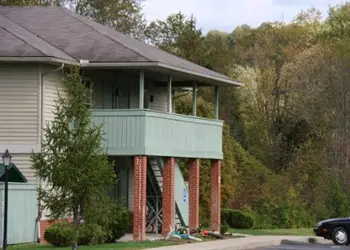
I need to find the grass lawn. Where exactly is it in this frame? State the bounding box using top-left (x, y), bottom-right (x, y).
top-left (8, 240), bottom-right (181, 250)
top-left (229, 228), bottom-right (314, 236)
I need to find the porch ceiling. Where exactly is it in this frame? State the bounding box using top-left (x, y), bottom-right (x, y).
top-left (82, 65), bottom-right (243, 87)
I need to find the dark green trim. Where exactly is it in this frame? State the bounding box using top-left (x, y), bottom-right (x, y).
top-left (0, 163), bottom-right (27, 183)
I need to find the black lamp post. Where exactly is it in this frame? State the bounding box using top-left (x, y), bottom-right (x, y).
top-left (2, 149), bottom-right (12, 250)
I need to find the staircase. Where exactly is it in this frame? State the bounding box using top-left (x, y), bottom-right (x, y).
top-left (148, 157), bottom-right (188, 228)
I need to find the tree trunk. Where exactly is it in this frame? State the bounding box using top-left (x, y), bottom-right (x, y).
top-left (72, 206), bottom-right (79, 250)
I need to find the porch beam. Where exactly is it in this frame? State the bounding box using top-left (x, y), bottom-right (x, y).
top-left (214, 86), bottom-right (220, 120)
top-left (167, 76), bottom-right (172, 113)
top-left (192, 82), bottom-right (197, 116)
top-left (139, 70), bottom-right (144, 109)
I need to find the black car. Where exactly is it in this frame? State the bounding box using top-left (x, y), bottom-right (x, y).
top-left (314, 217), bottom-right (350, 245)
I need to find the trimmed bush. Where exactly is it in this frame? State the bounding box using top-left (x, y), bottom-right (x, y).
top-left (220, 223), bottom-right (230, 235)
top-left (221, 209), bottom-right (231, 227)
top-left (105, 202), bottom-right (131, 243)
top-left (221, 209), bottom-right (255, 229)
top-left (44, 222), bottom-right (74, 247)
top-left (78, 223), bottom-right (106, 245)
top-left (44, 222), bottom-right (107, 247)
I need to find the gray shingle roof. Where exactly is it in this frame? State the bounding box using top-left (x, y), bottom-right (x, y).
top-left (0, 6), bottom-right (241, 86)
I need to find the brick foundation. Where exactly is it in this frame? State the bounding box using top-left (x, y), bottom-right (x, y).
top-left (162, 157), bottom-right (175, 237)
top-left (188, 158), bottom-right (200, 229)
top-left (210, 160), bottom-right (221, 232)
top-left (133, 156), bottom-right (147, 241)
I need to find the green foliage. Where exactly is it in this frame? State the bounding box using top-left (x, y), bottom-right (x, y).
top-left (327, 180), bottom-right (350, 218)
top-left (44, 222), bottom-right (74, 247)
top-left (220, 223), bottom-right (229, 235)
top-left (77, 224), bottom-right (106, 245)
top-left (221, 209), bottom-right (255, 229)
top-left (105, 201), bottom-right (132, 242)
top-left (153, 1), bottom-right (350, 231)
top-left (31, 67), bottom-right (116, 248)
top-left (75, 0), bottom-right (146, 40)
top-left (145, 12), bottom-right (203, 63)
top-left (44, 222), bottom-right (106, 247)
top-left (44, 199), bottom-right (131, 247)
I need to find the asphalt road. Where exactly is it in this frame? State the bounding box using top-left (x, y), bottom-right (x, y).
top-left (255, 243), bottom-right (349, 250)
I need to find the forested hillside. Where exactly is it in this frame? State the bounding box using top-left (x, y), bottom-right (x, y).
top-left (5, 0), bottom-right (350, 228)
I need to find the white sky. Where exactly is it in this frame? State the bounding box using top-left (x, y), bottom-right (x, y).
top-left (143, 0), bottom-right (348, 33)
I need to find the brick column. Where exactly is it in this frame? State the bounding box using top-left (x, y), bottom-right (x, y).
top-left (188, 159), bottom-right (200, 229)
top-left (162, 157), bottom-right (175, 237)
top-left (133, 156), bottom-right (147, 241)
top-left (210, 159), bottom-right (221, 232)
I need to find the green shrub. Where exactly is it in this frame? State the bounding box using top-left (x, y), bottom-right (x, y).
top-left (44, 222), bottom-right (74, 247)
top-left (78, 223), bottom-right (106, 245)
top-left (220, 223), bottom-right (229, 235)
top-left (105, 201), bottom-right (131, 243)
top-left (221, 209), bottom-right (255, 229)
top-left (221, 209), bottom-right (231, 226)
top-left (44, 222), bottom-right (107, 247)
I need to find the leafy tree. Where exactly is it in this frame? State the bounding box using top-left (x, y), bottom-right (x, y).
top-left (31, 67), bottom-right (115, 250)
top-left (74, 0), bottom-right (146, 40)
top-left (145, 12), bottom-right (203, 63)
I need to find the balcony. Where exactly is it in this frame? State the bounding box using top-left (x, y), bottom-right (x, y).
top-left (91, 109), bottom-right (223, 159)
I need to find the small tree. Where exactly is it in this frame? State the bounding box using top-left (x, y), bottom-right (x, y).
top-left (31, 66), bottom-right (115, 250)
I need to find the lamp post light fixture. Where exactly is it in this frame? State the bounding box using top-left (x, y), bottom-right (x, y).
top-left (1, 149), bottom-right (12, 250)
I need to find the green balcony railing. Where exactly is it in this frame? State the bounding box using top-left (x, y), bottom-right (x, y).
top-left (91, 109), bottom-right (223, 159)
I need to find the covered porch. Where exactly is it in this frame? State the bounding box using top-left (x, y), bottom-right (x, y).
top-left (82, 61), bottom-right (241, 241)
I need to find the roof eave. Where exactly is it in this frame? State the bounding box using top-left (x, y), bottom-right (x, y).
top-left (0, 56), bottom-right (79, 65)
top-left (0, 57), bottom-right (244, 87)
top-left (80, 61), bottom-right (244, 87)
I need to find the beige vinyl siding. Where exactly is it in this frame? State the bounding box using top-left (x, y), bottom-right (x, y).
top-left (42, 69), bottom-right (66, 125)
top-left (147, 83), bottom-right (167, 112)
top-left (129, 79), bottom-right (168, 112)
top-left (0, 64), bottom-right (39, 144)
top-left (41, 67), bottom-right (66, 219)
top-left (12, 153), bottom-right (36, 183)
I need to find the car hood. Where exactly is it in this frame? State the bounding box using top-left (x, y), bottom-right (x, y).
top-left (317, 218), bottom-right (350, 226)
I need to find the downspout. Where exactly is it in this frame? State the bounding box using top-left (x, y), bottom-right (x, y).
top-left (36, 63), bottom-right (65, 243)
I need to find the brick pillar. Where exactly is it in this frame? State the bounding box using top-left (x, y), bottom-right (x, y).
top-left (133, 156), bottom-right (147, 241)
top-left (210, 159), bottom-right (221, 232)
top-left (162, 157), bottom-right (175, 237)
top-left (188, 158), bottom-right (200, 229)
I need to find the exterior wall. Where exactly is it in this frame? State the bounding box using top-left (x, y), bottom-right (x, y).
top-left (42, 68), bottom-right (66, 125)
top-left (86, 70), bottom-right (168, 112)
top-left (146, 83), bottom-right (167, 111)
top-left (0, 64), bottom-right (40, 147)
top-left (40, 66), bottom-right (66, 221)
top-left (0, 63), bottom-right (41, 183)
